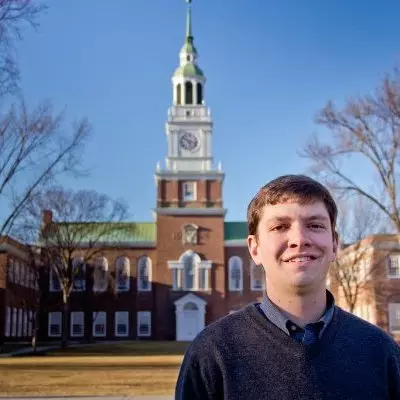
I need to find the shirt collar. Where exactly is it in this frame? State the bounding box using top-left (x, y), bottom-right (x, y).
top-left (259, 290), bottom-right (335, 338)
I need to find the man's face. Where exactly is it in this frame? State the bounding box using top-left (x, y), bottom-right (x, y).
top-left (247, 200), bottom-right (337, 295)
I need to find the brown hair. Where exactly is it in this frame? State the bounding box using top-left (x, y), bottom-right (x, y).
top-left (247, 175), bottom-right (338, 237)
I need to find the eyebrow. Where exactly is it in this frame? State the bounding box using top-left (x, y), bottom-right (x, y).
top-left (265, 215), bottom-right (330, 224)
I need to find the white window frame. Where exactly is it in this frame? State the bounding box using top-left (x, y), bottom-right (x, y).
top-left (4, 307), bottom-right (11, 337)
top-left (49, 266), bottom-right (61, 292)
top-left (250, 262), bottom-right (265, 291)
top-left (228, 256), bottom-right (243, 291)
top-left (92, 311), bottom-right (106, 338)
top-left (182, 181), bottom-right (196, 201)
top-left (93, 257), bottom-right (108, 293)
top-left (48, 311), bottom-right (62, 337)
top-left (137, 256), bottom-right (152, 292)
top-left (23, 310), bottom-right (28, 337)
top-left (11, 308), bottom-right (17, 337)
top-left (28, 310), bottom-right (33, 337)
top-left (386, 255), bottom-right (400, 279)
top-left (116, 256), bottom-right (130, 292)
top-left (70, 311), bottom-right (84, 338)
top-left (115, 311), bottom-right (129, 337)
top-left (137, 311), bottom-right (151, 337)
top-left (17, 309), bottom-right (22, 337)
top-left (388, 303), bottom-right (400, 333)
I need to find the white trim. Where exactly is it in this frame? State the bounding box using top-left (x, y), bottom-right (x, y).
top-left (48, 311), bottom-right (61, 337)
top-left (115, 311), bottom-right (129, 337)
top-left (71, 241), bottom-right (155, 249)
top-left (93, 311), bottom-right (106, 338)
top-left (386, 255), bottom-right (400, 279)
top-left (137, 311), bottom-right (151, 337)
top-left (224, 240), bottom-right (247, 247)
top-left (153, 208), bottom-right (227, 217)
top-left (0, 243), bottom-right (29, 261)
top-left (70, 311), bottom-right (84, 338)
top-left (154, 171), bottom-right (224, 181)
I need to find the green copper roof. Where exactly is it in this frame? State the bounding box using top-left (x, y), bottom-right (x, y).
top-left (52, 222), bottom-right (156, 244)
top-left (181, 41), bottom-right (197, 55)
top-left (224, 222), bottom-right (248, 241)
top-left (174, 63), bottom-right (204, 77)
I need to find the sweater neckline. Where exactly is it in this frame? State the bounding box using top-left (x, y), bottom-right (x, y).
top-left (244, 302), bottom-right (342, 358)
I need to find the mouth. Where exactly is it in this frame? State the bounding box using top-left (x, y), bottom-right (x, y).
top-left (283, 255), bottom-right (318, 263)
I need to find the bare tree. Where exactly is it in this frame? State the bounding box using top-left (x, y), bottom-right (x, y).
top-left (0, 101), bottom-right (90, 239)
top-left (0, 0), bottom-right (47, 96)
top-left (301, 67), bottom-right (400, 232)
top-left (16, 187), bottom-right (133, 348)
top-left (330, 197), bottom-right (387, 313)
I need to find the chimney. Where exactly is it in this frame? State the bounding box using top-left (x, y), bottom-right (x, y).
top-left (42, 209), bottom-right (53, 226)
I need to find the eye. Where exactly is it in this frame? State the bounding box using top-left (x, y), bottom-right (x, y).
top-left (271, 224), bottom-right (287, 232)
top-left (309, 224), bottom-right (325, 230)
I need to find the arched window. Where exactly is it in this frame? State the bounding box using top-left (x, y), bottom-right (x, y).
top-left (93, 256), bottom-right (108, 292)
top-left (137, 256), bottom-right (152, 292)
top-left (196, 83), bottom-right (203, 104)
top-left (228, 256), bottom-right (243, 291)
top-left (250, 261), bottom-right (265, 291)
top-left (185, 81), bottom-right (193, 105)
top-left (176, 83), bottom-right (181, 105)
top-left (183, 302), bottom-right (198, 311)
top-left (116, 256), bottom-right (130, 292)
top-left (72, 257), bottom-right (86, 291)
top-left (183, 253), bottom-right (195, 290)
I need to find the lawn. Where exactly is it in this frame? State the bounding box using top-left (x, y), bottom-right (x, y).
top-left (0, 341), bottom-right (189, 396)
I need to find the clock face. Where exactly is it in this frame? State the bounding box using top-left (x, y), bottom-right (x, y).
top-left (179, 132), bottom-right (199, 152)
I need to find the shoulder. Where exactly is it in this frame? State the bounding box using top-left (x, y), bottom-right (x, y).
top-left (336, 307), bottom-right (400, 352)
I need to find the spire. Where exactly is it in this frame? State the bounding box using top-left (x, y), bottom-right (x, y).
top-left (186, 0), bottom-right (193, 44)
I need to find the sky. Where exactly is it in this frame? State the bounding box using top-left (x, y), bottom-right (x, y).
top-left (13, 0), bottom-right (400, 222)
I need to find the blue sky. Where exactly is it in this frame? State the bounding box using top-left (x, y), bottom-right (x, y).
top-left (14, 0), bottom-right (400, 222)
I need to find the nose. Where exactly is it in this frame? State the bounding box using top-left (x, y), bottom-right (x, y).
top-left (287, 224), bottom-right (311, 249)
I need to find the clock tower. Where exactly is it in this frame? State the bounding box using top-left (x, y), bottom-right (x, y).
top-left (154, 0), bottom-right (225, 214)
top-left (153, 0), bottom-right (227, 341)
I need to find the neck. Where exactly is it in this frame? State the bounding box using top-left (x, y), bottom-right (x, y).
top-left (266, 286), bottom-right (327, 328)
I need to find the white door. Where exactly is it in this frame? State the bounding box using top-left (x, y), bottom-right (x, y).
top-left (178, 302), bottom-right (200, 341)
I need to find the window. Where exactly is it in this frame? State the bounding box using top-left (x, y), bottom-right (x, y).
top-left (48, 311), bottom-right (62, 337)
top-left (93, 257), bottom-right (108, 292)
top-left (229, 256), bottom-right (243, 291)
top-left (25, 265), bottom-right (31, 287)
top-left (387, 255), bottom-right (400, 278)
top-left (183, 253), bottom-right (196, 290)
top-left (11, 308), bottom-right (17, 337)
top-left (72, 257), bottom-right (86, 291)
top-left (23, 310), bottom-right (28, 337)
top-left (49, 266), bottom-right (61, 292)
top-left (196, 82), bottom-right (203, 104)
top-left (137, 311), bottom-right (151, 337)
top-left (70, 311), bottom-right (84, 338)
top-left (185, 81), bottom-right (193, 105)
top-left (115, 311), bottom-right (129, 337)
top-left (116, 256), bottom-right (130, 292)
top-left (137, 256), bottom-right (152, 292)
top-left (28, 311), bottom-right (33, 337)
top-left (182, 182), bottom-right (196, 201)
top-left (251, 262), bottom-right (265, 291)
top-left (388, 303), bottom-right (400, 333)
top-left (198, 267), bottom-right (208, 290)
top-left (20, 264), bottom-right (25, 286)
top-left (4, 307), bottom-right (10, 337)
top-left (14, 261), bottom-right (20, 284)
top-left (17, 309), bottom-right (22, 337)
top-left (93, 311), bottom-right (106, 338)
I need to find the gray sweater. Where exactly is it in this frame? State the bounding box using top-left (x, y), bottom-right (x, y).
top-left (175, 303), bottom-right (400, 399)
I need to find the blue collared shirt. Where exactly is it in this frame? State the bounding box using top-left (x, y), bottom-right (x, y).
top-left (256, 290), bottom-right (335, 344)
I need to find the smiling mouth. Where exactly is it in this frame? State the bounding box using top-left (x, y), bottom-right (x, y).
top-left (284, 256), bottom-right (317, 263)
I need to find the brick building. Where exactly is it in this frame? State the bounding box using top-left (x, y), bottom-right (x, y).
top-left (0, 2), bottom-right (265, 344)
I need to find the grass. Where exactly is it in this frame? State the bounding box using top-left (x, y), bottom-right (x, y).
top-left (0, 341), bottom-right (189, 396)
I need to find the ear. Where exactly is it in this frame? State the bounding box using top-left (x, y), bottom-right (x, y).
top-left (248, 235), bottom-right (262, 265)
top-left (332, 231), bottom-right (339, 261)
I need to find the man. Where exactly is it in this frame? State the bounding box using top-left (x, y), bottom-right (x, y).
top-left (175, 175), bottom-right (400, 399)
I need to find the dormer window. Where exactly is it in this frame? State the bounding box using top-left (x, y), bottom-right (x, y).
top-left (182, 182), bottom-right (196, 201)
